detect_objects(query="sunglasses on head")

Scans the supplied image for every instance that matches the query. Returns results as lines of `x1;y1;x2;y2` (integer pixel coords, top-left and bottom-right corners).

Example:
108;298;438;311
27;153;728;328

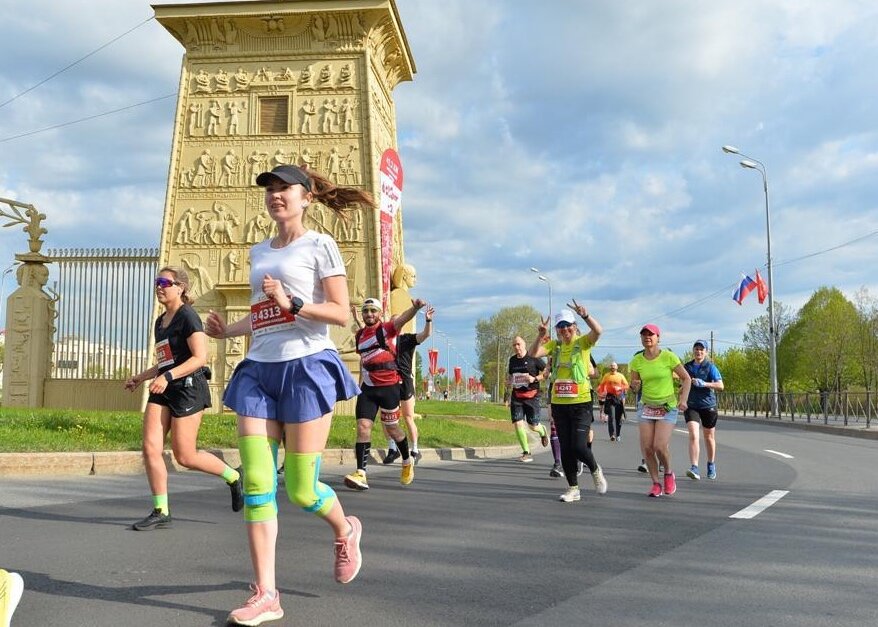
154;277;180;289
555;321;575;329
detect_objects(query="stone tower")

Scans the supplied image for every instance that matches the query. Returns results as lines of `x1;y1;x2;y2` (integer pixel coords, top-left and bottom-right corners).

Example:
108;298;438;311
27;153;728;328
153;0;415;410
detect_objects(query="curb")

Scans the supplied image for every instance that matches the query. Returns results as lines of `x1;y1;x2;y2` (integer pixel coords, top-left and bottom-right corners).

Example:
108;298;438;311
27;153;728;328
0;445;524;478
720;413;878;440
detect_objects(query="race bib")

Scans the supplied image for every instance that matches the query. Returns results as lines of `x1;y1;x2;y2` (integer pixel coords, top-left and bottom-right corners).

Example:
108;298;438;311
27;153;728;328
250;296;296;337
511;372;530;388
642;405;669;418
553;379;579;398
155;339;174;369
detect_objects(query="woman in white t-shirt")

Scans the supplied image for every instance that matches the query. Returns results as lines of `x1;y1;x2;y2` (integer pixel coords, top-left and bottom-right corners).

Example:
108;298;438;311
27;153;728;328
205;164;369;626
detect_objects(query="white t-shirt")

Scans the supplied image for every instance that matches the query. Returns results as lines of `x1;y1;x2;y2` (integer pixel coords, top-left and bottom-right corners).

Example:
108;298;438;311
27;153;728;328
246;231;346;362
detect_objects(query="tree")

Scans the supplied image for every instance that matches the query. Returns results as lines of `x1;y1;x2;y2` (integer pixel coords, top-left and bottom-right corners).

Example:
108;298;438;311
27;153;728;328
781;287;859;392
713;346;766;392
743;300;795;390
852;287;878;391
475;305;543;401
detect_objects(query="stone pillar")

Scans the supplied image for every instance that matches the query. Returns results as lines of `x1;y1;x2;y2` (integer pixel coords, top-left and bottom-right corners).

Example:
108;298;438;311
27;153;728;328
153;0;416;411
2;254;54;407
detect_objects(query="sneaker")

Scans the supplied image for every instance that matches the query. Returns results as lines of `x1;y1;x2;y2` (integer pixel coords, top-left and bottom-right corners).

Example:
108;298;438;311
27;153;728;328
576;461;584;476
132;508;172;531
334;516;362;584
411;449;422;465
559;487;581;502
637;462;648;473
707;461;717;480
686;465;701;481
400;460;414;485
518;453;533;463
610;435;616;442
382;449;400;465
343;469;369;491
227;584;283;626
230;465;244;512
591;466;608;494
540;433;549;447
616;436;622;443
663;472;677;496
648;482;663;497
1;570;24;627
549;463;563;478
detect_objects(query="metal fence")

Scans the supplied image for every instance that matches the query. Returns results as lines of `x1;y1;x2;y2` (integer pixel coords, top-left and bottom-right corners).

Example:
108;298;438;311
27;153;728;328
46;248;159;380
716;391;876;428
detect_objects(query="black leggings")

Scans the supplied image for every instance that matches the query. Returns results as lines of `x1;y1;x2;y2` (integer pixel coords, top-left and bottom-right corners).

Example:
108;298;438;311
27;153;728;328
604;397;625;437
552;403;598;486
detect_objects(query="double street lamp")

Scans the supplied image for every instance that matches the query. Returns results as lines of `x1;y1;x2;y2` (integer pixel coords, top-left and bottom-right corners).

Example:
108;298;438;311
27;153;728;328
529;267;553;321
722;145;779;418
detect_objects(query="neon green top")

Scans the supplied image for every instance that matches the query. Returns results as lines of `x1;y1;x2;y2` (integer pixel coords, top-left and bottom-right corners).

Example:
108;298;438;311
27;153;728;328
544;335;594;405
629;349;681;407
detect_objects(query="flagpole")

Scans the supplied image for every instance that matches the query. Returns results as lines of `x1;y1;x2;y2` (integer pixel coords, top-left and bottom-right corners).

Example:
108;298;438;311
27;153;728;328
722;145;780;419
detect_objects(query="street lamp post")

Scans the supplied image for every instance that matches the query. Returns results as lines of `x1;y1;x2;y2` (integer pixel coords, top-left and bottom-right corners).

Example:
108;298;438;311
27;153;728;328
436;330;451;399
722;145;779;418
530;267;553;321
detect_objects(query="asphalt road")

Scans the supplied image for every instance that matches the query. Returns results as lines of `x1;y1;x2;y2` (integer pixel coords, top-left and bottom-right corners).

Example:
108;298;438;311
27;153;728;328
3;419;877;626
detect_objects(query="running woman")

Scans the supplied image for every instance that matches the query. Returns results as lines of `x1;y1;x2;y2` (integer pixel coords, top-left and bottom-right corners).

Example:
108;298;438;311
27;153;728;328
507;336;550;462
370;306;434;465
125;266;243;531
684;339;724;480
529;302;608;502
1;568;24;627
597;362;629;442
629;324;691;497
343;297;425;490
206;164;368;626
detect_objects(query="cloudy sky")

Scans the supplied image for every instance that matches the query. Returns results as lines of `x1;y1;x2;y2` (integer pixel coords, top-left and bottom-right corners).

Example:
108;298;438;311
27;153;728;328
1;0;877;375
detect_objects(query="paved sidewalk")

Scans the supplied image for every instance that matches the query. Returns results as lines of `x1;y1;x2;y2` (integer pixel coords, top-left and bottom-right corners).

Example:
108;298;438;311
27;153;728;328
720;412;878;440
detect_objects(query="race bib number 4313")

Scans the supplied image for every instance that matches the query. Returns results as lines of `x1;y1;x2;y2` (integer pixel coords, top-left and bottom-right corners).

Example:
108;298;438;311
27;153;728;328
251;297;296;336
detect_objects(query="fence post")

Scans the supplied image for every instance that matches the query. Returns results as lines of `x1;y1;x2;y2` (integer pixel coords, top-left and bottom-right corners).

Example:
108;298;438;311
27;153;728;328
789;393;794;422
843;391;848;426
822;391;829;425
868;391;872;429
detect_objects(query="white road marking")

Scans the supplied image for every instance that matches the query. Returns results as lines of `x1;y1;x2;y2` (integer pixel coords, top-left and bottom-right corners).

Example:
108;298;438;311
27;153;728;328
730;490;789;519
674;429;688;434
764;449;794;459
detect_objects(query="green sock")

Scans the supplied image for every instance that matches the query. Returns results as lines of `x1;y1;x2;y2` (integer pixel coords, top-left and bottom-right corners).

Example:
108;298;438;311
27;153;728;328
221;465;240;484
153;494;169;515
515;423;529;453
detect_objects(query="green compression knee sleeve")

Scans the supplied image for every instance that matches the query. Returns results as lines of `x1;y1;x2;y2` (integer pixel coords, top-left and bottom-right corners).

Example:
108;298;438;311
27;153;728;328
238;435;279;523
284;452;337;517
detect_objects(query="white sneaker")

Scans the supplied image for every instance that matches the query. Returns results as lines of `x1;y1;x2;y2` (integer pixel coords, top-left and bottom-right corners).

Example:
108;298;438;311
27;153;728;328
559;487;581;502
1;570;24;627
591;466;608;494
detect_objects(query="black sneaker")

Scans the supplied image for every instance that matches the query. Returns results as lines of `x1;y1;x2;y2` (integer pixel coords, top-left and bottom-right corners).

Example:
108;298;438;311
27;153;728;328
383;449;401;465
411;450;422;465
549;463;563;478
133;508;172;531
230;466;244;512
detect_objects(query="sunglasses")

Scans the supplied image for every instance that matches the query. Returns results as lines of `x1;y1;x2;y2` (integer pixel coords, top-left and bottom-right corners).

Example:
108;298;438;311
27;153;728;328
154;277;180;289
361;307;381;314
555;321;575;329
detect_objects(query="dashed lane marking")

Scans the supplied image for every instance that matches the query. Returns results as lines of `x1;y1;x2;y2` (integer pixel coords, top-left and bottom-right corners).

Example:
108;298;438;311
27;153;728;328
730;490;789;519
764;449;794;459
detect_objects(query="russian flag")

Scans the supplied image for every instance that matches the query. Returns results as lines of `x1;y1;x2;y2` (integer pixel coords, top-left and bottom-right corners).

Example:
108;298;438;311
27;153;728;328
733;273;757;305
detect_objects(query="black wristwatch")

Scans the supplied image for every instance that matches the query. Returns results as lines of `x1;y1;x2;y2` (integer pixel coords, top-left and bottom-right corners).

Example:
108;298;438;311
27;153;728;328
163;371;173;383
289;296;304;316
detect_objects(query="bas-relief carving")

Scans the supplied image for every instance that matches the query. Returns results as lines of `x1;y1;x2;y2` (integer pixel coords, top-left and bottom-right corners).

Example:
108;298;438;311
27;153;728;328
173;201;242;246
190;62;357;97
187;98;247;137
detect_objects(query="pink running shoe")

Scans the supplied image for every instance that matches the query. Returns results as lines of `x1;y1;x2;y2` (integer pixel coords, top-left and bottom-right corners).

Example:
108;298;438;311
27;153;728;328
664;471;677;496
227;584;283;626
648;482;663;497
334;515;362;584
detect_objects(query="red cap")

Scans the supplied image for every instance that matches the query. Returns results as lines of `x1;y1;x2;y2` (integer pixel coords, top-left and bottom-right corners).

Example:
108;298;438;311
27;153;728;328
640;323;660;336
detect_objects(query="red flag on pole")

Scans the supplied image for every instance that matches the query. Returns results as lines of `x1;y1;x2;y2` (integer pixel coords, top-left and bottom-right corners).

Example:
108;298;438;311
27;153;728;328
428;349;439;376
755;269;768;305
454;367;462;385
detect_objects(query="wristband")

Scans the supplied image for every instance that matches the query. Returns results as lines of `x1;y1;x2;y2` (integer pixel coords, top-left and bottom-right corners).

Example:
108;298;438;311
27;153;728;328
164;371;173;383
581;312;590;320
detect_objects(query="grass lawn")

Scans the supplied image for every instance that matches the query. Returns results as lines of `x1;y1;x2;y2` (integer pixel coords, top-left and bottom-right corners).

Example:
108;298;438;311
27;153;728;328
0;402;517;453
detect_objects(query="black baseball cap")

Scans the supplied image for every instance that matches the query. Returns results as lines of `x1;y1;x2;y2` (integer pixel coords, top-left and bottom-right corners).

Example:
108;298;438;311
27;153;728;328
255;165;312;191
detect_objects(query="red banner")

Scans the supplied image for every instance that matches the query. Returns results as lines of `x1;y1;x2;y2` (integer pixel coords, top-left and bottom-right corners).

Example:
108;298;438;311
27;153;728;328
468;376;476;390
454;366;462;385
378;149;403;312
428;348;439;376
